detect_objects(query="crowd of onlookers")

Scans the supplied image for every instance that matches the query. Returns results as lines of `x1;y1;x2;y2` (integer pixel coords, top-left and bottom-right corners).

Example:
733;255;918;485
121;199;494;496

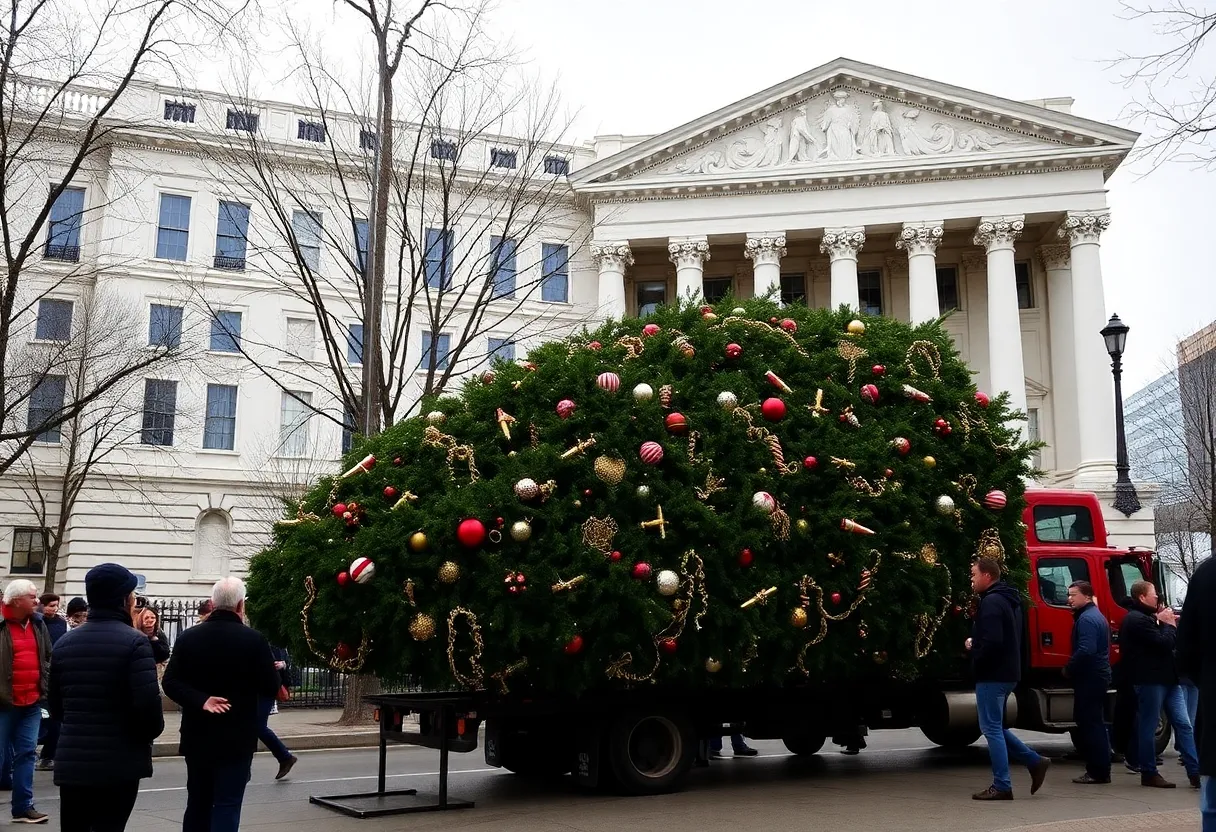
0;564;297;829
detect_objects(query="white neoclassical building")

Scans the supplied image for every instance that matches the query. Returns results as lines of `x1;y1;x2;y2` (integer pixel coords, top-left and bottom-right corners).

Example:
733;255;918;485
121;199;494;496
1;58;1157;596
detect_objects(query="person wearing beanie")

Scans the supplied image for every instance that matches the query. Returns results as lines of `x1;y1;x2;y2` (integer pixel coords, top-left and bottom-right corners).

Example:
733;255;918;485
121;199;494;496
48;563;164;831
63;599;86;630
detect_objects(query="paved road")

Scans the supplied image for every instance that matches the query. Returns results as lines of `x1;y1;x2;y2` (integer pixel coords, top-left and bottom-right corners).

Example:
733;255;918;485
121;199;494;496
18;729;1200;831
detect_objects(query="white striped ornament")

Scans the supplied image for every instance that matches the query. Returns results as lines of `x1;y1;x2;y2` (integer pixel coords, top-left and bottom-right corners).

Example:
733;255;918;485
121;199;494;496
984;490;1007;510
596;372;621;393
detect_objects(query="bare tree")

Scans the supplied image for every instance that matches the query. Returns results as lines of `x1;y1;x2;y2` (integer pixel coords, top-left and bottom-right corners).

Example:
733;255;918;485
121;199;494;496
0;0;255;476
1114;1;1216;168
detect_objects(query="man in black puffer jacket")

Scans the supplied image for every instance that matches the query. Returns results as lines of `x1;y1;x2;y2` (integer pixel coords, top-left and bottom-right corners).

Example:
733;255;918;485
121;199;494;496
48;563;164;831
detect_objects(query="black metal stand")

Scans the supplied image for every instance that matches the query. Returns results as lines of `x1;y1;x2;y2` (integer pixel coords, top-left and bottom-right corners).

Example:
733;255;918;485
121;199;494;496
309;698;475;819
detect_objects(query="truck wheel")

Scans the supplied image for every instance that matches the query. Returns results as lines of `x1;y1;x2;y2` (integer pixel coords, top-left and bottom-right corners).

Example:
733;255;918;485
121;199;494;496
921;722;982;749
782;732;827;756
607;711;693;795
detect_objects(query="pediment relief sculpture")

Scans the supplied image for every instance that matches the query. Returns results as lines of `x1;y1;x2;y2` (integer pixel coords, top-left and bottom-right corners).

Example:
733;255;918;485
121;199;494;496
666;89;1048;177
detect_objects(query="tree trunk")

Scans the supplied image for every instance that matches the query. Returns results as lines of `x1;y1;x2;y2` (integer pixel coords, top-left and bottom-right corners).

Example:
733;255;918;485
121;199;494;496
339;672;380;725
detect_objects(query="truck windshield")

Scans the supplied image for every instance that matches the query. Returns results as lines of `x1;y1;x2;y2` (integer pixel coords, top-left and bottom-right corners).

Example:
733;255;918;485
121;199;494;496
1033;505;1095;543
1105;557;1148;605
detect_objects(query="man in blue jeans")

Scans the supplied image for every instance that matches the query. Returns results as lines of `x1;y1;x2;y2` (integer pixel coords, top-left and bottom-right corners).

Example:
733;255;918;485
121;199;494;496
1120;579;1200;789
966;557;1050;800
1177;555;1216;831
0;580;52;824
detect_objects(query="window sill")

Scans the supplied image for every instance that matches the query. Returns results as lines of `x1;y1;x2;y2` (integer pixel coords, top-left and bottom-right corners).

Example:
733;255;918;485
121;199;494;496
197;448;239;456
30;440;62;447
538;299;572;306
205;349;244;357
149;256;191;266
28;337;71;346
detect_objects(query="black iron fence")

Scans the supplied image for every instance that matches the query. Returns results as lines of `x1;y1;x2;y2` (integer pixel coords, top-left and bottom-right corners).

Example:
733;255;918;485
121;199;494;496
147;598;421;708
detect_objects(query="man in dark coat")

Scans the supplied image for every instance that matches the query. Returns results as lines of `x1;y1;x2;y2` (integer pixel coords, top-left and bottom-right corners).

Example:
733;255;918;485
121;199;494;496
49;563;164;831
163;577;280;832
1065;580;1111;784
1178;555;1216;831
34;594;66;773
966;557;1050;800
1121;579;1199;788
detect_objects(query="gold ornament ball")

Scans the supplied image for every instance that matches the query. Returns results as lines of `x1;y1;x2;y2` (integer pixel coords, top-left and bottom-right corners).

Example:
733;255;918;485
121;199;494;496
705;657;722;673
510;520;532;542
408;531;429;552
408;613;436;641
796;519;809;533
922;455;937;468
438;561;460;583
790;607;809;628
573;499;582;509
847;319;866;335
425;410;446;424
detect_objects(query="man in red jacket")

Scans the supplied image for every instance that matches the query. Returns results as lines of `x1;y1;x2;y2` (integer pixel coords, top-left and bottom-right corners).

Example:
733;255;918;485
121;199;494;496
0;579;51;824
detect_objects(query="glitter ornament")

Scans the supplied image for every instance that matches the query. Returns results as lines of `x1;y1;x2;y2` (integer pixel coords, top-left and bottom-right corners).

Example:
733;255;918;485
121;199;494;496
752;491;776;513
642;323;661;337
409;613;436;641
892;437;911;455
332;503;347;518
847;319;866;335
514;478;540;500
872;364;886;376
780;318;797;333
425;411;446;425
804;456;818;469
633;383;654;401
974;391;991;408
587;341;602;351
556;399;576;419
731;307;746;315
716;391;738;410
790;607;809;628
636;485;651;499
510;520;532;542
438;561;461;583
631;562;652;580
860;383;880;404
935;495;956;515
923;456;937;468
656;569;679;596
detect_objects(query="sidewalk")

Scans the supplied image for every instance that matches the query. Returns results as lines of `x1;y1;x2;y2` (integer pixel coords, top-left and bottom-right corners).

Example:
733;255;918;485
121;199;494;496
998;810;1196;832
153;707;385;757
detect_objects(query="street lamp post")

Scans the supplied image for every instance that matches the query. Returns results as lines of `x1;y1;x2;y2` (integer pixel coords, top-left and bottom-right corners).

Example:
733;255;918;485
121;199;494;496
1101;313;1141;516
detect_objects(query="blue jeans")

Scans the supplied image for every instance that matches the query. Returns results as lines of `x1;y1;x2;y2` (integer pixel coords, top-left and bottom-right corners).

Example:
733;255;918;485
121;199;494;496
257;697;292;764
0;704;43;816
1136;684;1199;777
1202;775;1216;832
977;681;1042;793
1183;683;1200;734
183;756;252;832
709;734;748;753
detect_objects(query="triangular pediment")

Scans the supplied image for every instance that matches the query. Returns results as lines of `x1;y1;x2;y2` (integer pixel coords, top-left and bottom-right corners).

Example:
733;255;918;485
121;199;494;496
571;58;1138;194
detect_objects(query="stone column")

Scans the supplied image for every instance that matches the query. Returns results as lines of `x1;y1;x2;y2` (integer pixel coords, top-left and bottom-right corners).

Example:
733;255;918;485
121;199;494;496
897;221;944;325
974;216;1028;440
1039;244;1079;475
820;227;865;311
590;241;633;320
961;254;991;393
745;232;786;303
668;236;710;303
1059;210;1117;486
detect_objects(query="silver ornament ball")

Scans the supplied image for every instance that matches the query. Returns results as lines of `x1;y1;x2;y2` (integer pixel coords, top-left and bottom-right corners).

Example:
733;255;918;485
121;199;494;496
633;383;654;401
425;410;446;424
636;484;651;499
716;391;738;410
656;569;680;596
510;520;532;542
935;495;956;515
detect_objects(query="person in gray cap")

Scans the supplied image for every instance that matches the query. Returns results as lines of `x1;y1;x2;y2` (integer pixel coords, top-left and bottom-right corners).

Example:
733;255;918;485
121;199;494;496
49;563;164;832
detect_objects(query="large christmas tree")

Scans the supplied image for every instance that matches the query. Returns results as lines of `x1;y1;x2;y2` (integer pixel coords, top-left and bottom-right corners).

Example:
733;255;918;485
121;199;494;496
247;300;1034;695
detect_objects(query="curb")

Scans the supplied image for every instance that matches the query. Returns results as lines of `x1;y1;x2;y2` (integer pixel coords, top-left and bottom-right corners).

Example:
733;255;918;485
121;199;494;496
152;730;382;758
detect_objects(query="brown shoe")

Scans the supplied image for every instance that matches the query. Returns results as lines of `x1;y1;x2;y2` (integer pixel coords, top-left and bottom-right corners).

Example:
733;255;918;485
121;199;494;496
972;786;1013;800
1141;773;1177;789
275;755;298;780
1030;758;1050;795
1191;774;1202;789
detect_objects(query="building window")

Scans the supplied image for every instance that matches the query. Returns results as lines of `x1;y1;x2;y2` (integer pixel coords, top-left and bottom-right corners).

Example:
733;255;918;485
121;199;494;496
543;155;570;175
347;323;364;364
35;299;73;341
292;210;323;273
192;511;230;579
203;384;237;450
148;303;183;349
141;379;178;446
541;243;569;303
214;201;249;270
164;100;196;123
342;407;356;454
297;119;325;143
286;318;314;360
489;236;517;299
424;227;453;290
359;129;378;151
155;194;192;261
28;375;66;443
637;281;666;316
45;187;84;262
780;273;807;306
1028;407;1042;469
10;528;47;576
490;148;517;169
702;277;732;303
488;337;515;362
858;269;883;316
936;266;960;312
430;139;457;161
1015;261;1034;309
225;108;258;133
210;310;241;352
354;219;369;276
421;331;451;371
278;391;312;457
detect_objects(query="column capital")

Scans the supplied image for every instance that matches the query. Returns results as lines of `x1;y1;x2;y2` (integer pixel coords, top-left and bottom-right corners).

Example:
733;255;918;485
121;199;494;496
1058;210;1112;245
744;232;787;265
668;236;710;268
1037;244;1071;271
896;221;944;256
973;215;1025;253
590;241;633;270
819;226;866;261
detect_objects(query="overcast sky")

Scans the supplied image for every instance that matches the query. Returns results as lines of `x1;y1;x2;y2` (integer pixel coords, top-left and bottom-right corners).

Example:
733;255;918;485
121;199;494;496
229;0;1215;390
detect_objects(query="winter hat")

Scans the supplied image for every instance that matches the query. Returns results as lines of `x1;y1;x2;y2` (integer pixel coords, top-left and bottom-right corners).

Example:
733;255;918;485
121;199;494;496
84;563;138;609
65;597;87;616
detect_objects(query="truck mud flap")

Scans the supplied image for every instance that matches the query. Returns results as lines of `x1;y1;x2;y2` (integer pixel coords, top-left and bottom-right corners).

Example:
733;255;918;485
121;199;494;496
483;721;503;768
573;725;602;788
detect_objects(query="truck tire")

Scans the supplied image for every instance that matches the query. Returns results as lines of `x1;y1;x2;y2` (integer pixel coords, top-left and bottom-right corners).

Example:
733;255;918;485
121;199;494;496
920;722;982;749
782;732;827;756
607;711;694;795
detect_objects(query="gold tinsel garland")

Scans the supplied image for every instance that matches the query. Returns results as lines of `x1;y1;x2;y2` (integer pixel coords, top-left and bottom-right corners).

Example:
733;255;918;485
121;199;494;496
300;576;371;673
905;340;943;380
709;316;810;358
581;516;619;553
490;659;529;695
730;406;799;475
837;340;869;383
446;606;485;689
423;426;480;481
793;549;883;675
913;564;954;659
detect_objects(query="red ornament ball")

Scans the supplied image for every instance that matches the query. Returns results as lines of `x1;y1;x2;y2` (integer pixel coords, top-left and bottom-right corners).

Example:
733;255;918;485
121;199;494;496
974;391;991;408
335;643;354;661
632;562;653;580
830;592;842;605
457;518;487;548
884;468;894;478
384;486;397;499
665;412;689;435
770;317;779;324
332;503;347;517
583;488;593;498
780;318;797;333
700;306;713;316
642;323;661;337
342;511;354;522
804;456;818;469
892;437;911;455
392;457;403;466
739;548;754;567
337;571;351;586
639;441;664;465
872;364;886;376
609;550;622;562
596;372;621;393
659;637;678;655
496;517;505;526
556;399;576;419
860;383;880;404
984;489;1008;510
564;635;584;655
761;398;787;421
725;343;743;359
588;341;602;351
